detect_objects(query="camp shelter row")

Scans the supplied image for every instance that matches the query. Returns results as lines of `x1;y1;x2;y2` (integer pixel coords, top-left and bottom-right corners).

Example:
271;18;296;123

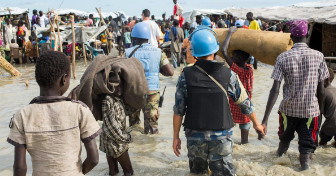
182;0;336;58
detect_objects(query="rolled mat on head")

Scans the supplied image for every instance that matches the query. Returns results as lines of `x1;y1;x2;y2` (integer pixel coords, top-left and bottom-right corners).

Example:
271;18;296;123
0;55;21;77
214;29;293;65
70;54;149;121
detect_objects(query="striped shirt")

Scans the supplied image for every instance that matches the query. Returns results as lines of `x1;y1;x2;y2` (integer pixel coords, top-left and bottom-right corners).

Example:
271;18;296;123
271;43;329;118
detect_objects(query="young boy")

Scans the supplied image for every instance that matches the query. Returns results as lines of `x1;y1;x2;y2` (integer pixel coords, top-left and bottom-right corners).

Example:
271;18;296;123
319;68;336;146
7;51;101;176
124;27;131;48
221;26;254;144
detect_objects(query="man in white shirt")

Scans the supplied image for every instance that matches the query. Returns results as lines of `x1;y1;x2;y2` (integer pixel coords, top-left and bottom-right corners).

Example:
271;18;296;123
39;11;49;28
142;9;161;47
190;15;202;29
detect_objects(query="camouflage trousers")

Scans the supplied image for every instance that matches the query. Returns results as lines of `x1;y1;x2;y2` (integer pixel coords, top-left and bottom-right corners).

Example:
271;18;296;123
129;91;160;134
187;138;235;176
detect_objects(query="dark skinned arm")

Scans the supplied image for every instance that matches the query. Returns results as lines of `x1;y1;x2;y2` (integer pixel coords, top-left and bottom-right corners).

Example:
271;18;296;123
260;80;281;138
220;26;238;67
82;139;99;175
13;146;27;176
160;64;174;76
317;80;325;114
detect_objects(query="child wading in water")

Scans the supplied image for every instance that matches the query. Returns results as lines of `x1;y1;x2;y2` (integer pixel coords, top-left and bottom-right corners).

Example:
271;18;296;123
221;26;254;144
7;51;101;175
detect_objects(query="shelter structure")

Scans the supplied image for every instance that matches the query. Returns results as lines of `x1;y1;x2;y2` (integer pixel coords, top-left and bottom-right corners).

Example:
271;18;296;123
182;9;227;24
0;7;30;29
225;0;336;57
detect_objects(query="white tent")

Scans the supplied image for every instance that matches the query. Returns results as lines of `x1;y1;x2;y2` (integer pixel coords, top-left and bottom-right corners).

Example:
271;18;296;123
182;9;226;23
225;0;336;24
0;7;29;16
53;9;88;16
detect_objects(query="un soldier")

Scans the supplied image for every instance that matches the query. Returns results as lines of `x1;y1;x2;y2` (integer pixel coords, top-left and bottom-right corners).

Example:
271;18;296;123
172;28;264;175
126;22;174;134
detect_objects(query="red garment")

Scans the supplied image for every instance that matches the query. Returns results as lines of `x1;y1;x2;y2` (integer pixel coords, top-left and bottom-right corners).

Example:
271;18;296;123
229;62;253;124
174;4;184;27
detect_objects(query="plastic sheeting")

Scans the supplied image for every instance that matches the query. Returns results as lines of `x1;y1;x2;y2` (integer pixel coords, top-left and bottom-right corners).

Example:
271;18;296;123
182;9;226;23
54;9;88;16
63;25;107;43
36;25;107;43
225;0;336;24
53;9;127;21
0;7;29;16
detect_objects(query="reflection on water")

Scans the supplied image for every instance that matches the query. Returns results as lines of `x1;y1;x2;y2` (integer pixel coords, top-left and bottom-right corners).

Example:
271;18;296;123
0;62;335;176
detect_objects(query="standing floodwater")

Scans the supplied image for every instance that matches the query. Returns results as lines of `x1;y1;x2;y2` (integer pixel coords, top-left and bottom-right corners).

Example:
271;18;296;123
0;62;335;176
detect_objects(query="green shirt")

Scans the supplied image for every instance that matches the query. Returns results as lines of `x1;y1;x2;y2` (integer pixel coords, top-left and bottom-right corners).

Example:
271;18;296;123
124;32;131;44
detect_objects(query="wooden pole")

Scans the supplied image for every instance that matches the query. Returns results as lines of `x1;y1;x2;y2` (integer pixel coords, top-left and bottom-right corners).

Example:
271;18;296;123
56;15;63;52
70;15;76;79
48;14;54;50
95;7;106;26
104;30;109;55
0;55;21;76
83;43;87;64
307;22;315;44
52;18;58;51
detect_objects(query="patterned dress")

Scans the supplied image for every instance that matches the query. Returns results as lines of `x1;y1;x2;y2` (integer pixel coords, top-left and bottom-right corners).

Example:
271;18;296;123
100;95;136;158
229;63;253;124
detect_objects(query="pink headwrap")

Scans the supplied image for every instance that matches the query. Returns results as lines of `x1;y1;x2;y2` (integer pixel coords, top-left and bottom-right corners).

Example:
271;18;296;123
286;20;308;37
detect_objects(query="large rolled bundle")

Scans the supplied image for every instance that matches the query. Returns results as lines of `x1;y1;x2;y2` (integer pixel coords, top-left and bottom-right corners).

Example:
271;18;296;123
214;29;293;65
0;56;21;77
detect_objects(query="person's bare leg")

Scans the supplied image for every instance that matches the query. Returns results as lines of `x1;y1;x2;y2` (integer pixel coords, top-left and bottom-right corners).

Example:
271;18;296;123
106;154;119;175
241;129;249;144
117;151;134;176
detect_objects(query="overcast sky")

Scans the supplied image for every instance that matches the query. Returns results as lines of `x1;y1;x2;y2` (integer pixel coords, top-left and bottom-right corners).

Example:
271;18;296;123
2;0;320;17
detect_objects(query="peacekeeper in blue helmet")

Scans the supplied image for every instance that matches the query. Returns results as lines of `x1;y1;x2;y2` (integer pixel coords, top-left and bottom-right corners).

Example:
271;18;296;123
172;28;265;175
126;22;174;134
197;17;212;29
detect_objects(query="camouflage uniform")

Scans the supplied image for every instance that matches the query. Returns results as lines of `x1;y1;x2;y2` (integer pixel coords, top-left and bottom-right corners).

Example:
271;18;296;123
186;129;234;176
174;70;255;176
129;91;160;134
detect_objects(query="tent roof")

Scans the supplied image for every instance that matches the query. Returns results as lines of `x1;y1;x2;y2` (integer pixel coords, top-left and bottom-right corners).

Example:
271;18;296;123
182;9;227;23
225;0;336;24
0;7;29;16
53;9;127;20
54;9;88;16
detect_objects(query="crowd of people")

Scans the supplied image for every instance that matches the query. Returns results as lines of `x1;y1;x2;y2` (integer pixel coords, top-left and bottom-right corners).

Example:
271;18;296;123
3;0;336;176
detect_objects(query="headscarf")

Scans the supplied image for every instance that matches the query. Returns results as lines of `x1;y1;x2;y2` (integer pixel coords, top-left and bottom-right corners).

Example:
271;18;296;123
286;20;308;37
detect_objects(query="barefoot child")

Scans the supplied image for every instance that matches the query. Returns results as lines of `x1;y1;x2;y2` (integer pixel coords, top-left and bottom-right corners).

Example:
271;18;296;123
319;68;336;146
7;51;101;175
221;26;254;144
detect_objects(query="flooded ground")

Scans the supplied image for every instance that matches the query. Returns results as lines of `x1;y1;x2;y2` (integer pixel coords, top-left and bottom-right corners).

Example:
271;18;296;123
0;61;336;176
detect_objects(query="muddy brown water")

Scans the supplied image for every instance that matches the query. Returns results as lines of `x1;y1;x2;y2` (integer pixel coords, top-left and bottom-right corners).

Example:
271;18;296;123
0;61;335;176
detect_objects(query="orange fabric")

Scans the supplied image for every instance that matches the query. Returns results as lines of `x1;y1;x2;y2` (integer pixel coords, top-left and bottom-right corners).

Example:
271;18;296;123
182;38;196;64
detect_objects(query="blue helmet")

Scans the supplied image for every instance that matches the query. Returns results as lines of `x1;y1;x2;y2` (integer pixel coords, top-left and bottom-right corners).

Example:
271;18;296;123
190;28;219;57
201;17;212;27
235;20;244;27
131;22;151;40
